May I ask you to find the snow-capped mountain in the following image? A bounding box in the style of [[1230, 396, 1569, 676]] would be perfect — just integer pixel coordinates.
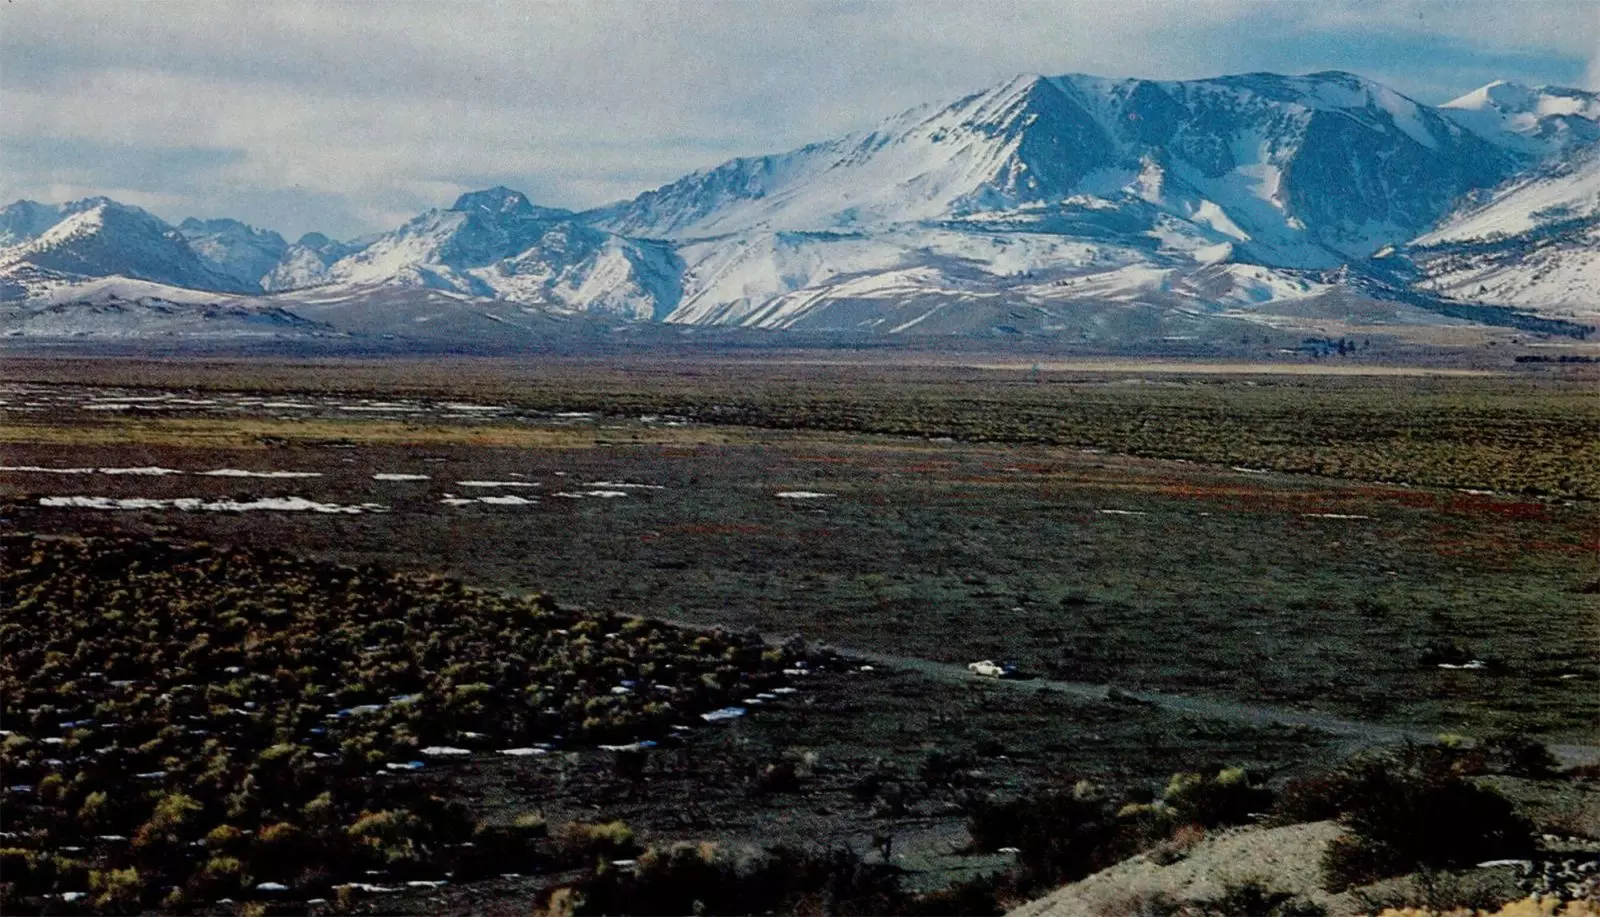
[[1403, 144, 1600, 320], [598, 72, 1512, 264], [0, 198, 251, 296], [177, 218, 289, 290], [591, 70, 1557, 331], [0, 199, 68, 247], [325, 187, 680, 320], [3, 69, 1595, 344], [1440, 82, 1600, 159], [262, 232, 369, 292]]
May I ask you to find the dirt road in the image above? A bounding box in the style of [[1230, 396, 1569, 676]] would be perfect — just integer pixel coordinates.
[[825, 646, 1600, 768]]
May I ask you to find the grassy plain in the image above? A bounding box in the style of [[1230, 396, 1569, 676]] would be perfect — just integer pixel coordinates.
[[3, 356, 1595, 740], [6, 354, 1597, 498], [0, 354, 1595, 911]]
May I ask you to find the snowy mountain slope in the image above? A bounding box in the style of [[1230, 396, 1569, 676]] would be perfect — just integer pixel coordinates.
[[1404, 146, 1600, 318], [660, 221, 1330, 335], [322, 187, 680, 320], [1424, 235, 1600, 319], [593, 70, 1513, 271], [594, 74, 1120, 239], [0, 276, 331, 340], [1416, 145, 1600, 245], [178, 218, 288, 290], [27, 275, 255, 307], [666, 227, 1166, 326], [261, 232, 368, 292], [330, 187, 566, 285], [0, 274, 579, 344], [483, 224, 682, 321], [1440, 81, 1600, 159], [0, 198, 365, 300], [4, 70, 1595, 344], [0, 199, 252, 296], [731, 261, 1331, 339], [272, 283, 584, 343], [596, 69, 1523, 333], [1052, 71, 1509, 255], [0, 200, 68, 247]]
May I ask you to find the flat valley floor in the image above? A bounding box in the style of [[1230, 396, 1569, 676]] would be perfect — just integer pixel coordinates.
[[2, 353, 1596, 912]]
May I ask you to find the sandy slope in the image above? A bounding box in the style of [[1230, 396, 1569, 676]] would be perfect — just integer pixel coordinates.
[[1006, 821, 1345, 917]]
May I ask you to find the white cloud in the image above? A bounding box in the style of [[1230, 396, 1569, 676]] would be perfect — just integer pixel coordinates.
[[1, 0, 1593, 237]]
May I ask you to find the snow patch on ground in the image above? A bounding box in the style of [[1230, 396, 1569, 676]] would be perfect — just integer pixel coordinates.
[[39, 496, 385, 514], [197, 468, 322, 479], [476, 495, 539, 506]]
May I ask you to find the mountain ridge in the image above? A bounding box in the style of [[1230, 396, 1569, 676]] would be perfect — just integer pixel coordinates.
[[3, 69, 1596, 343]]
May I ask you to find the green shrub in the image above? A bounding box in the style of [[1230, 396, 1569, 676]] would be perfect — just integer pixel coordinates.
[[78, 790, 110, 829], [205, 824, 247, 854], [1479, 734, 1559, 778], [0, 849, 42, 896], [553, 842, 908, 917], [36, 773, 65, 804], [1161, 768, 1273, 829], [189, 855, 247, 898], [131, 792, 204, 864], [252, 821, 308, 880], [347, 809, 423, 864], [967, 788, 1124, 893], [1314, 751, 1535, 890], [550, 820, 640, 869], [459, 813, 551, 880], [89, 866, 144, 909], [301, 791, 336, 827], [0, 535, 815, 908]]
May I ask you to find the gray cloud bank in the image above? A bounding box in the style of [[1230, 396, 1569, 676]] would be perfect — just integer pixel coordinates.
[[2, 0, 1595, 238]]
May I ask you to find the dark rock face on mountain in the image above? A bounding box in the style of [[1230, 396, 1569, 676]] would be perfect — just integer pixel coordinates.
[[178, 217, 289, 290]]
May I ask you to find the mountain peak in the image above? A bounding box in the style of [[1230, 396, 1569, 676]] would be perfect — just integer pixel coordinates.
[[178, 217, 289, 290], [1444, 80, 1539, 112], [1443, 80, 1598, 113], [66, 196, 128, 212], [3, 198, 52, 214], [1303, 69, 1369, 84], [8, 67, 1594, 337], [1, 196, 253, 294], [180, 216, 269, 234], [1438, 79, 1599, 158], [451, 186, 535, 217], [996, 72, 1047, 93], [0, 199, 65, 246]]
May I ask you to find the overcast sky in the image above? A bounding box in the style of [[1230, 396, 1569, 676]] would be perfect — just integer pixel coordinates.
[[2, 0, 1596, 239]]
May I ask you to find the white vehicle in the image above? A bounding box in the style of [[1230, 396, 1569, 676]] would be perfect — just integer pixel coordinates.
[[967, 660, 1006, 678]]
